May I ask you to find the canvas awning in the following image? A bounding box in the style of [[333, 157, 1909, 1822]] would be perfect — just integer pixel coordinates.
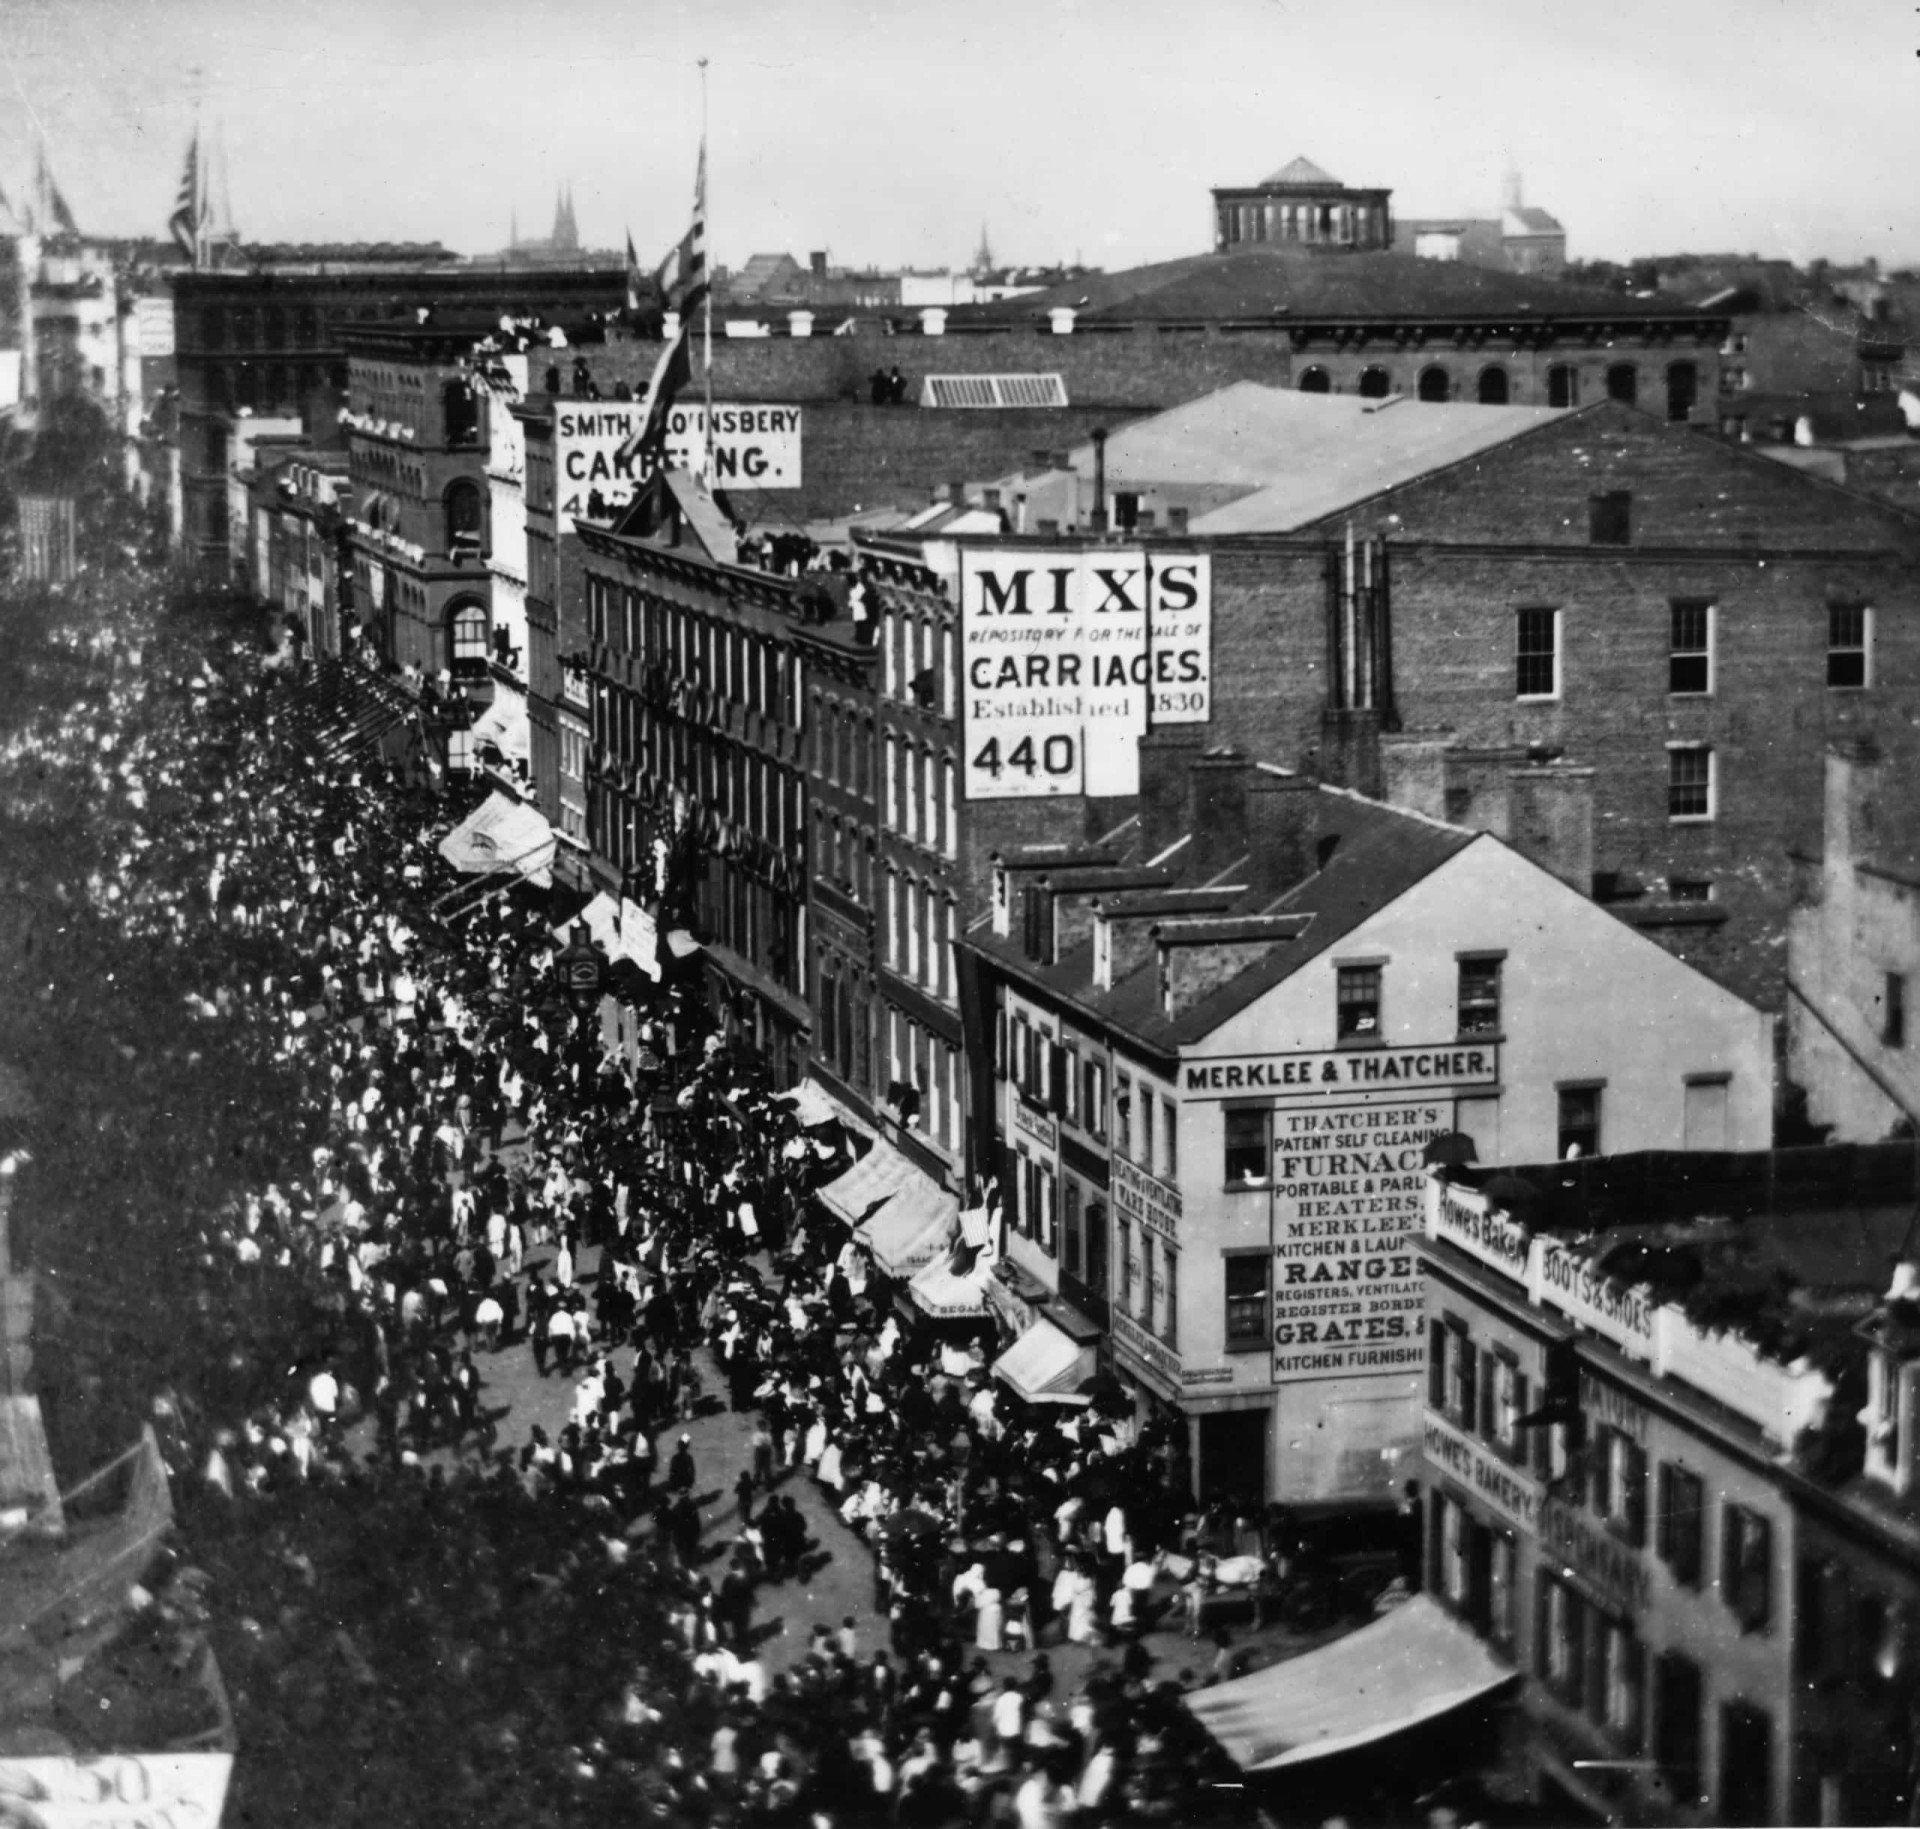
[[992, 1315, 1096, 1405], [859, 1178, 959, 1279], [777, 1078, 844, 1129], [1182, 1594, 1516, 1772], [439, 791, 555, 887], [907, 1249, 991, 1319], [816, 1137, 921, 1228]]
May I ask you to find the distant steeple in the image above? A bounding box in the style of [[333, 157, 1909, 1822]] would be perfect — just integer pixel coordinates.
[[510, 206, 519, 250], [549, 185, 579, 254], [972, 221, 994, 276], [1502, 164, 1523, 212]]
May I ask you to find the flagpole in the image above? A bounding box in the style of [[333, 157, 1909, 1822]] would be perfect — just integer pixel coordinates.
[[699, 57, 714, 488]]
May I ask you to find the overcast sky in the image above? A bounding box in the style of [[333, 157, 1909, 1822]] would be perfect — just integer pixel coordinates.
[[2, 0, 1912, 272]]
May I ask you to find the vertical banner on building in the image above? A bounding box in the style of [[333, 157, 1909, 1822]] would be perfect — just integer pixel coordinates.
[[1267, 1095, 1452, 1384], [957, 548, 1211, 800], [555, 403, 802, 525]]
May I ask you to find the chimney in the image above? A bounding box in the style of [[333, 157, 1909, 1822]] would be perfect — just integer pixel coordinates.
[[1507, 764, 1596, 891], [1036, 518, 1060, 537], [1138, 727, 1207, 861], [810, 250, 827, 279], [1244, 766, 1322, 895], [1380, 730, 1455, 823], [984, 487, 1002, 512], [1136, 508, 1156, 531], [1167, 505, 1190, 536], [1826, 736, 1884, 878], [1091, 427, 1109, 536], [949, 478, 969, 507], [1187, 749, 1251, 880], [1092, 901, 1162, 993]]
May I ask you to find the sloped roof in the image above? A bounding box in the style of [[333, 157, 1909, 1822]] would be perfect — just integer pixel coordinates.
[[1006, 381, 1565, 535], [968, 247, 1695, 325], [1261, 155, 1342, 187], [730, 252, 803, 298], [1504, 206, 1564, 236], [973, 787, 1475, 1053]]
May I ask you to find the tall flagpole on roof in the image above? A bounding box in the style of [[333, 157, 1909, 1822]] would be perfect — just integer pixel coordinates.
[[700, 57, 715, 491]]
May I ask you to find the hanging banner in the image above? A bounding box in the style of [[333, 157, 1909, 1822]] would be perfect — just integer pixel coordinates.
[[957, 548, 1211, 800], [556, 403, 802, 524], [1268, 1096, 1451, 1384]]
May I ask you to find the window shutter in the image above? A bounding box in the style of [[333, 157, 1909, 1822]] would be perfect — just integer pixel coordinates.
[[1047, 1042, 1066, 1115], [1590, 1427, 1613, 1516], [1625, 1442, 1649, 1548], [1534, 1582, 1554, 1683], [1428, 1321, 1448, 1409], [1457, 1336, 1479, 1429], [1511, 1370, 1530, 1460], [1622, 1638, 1647, 1753], [1751, 1515, 1773, 1631], [1655, 1463, 1673, 1563], [1478, 1357, 1497, 1442], [1426, 1493, 1444, 1596]]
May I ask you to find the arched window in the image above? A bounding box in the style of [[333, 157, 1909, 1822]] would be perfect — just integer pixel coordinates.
[[1548, 365, 1579, 409], [445, 479, 485, 556], [1358, 366, 1392, 398], [1477, 366, 1510, 405], [1418, 366, 1451, 403], [1666, 361, 1699, 423], [1297, 366, 1332, 394], [1606, 363, 1639, 405], [448, 598, 489, 674]]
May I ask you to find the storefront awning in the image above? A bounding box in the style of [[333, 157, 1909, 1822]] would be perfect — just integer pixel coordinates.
[[816, 1137, 921, 1228], [777, 1078, 844, 1129], [439, 791, 555, 887], [1183, 1595, 1516, 1772], [907, 1248, 991, 1319], [992, 1315, 1096, 1405], [859, 1178, 959, 1279]]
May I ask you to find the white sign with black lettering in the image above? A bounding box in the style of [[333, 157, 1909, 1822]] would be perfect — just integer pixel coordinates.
[[555, 403, 803, 525], [958, 549, 1210, 799], [1268, 1098, 1449, 1385]]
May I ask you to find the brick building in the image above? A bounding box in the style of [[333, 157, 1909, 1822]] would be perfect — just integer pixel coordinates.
[[168, 262, 623, 573], [1416, 1147, 1920, 1826], [966, 749, 1769, 1510], [1211, 155, 1394, 255]]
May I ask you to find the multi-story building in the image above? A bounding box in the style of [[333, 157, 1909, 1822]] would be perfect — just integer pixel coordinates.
[[576, 472, 816, 1086], [964, 741, 1772, 1509], [1416, 1144, 1920, 1826], [961, 391, 1920, 1011], [1211, 155, 1395, 254], [169, 261, 623, 573], [241, 442, 352, 661]]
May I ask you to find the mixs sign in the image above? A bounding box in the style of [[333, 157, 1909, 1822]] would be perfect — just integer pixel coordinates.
[[555, 403, 802, 524], [957, 549, 1211, 799]]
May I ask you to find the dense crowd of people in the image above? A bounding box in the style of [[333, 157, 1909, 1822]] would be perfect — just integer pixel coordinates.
[[0, 541, 1270, 1824]]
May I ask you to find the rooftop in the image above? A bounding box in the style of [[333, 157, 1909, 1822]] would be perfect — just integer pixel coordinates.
[[960, 246, 1711, 327]]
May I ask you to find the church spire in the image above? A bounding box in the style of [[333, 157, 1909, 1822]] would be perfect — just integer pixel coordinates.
[[972, 220, 993, 276]]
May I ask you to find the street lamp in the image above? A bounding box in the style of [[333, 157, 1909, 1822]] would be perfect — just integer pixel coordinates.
[[555, 922, 605, 1015]]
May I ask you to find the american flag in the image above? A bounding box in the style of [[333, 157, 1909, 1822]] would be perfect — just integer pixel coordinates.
[[616, 140, 709, 470]]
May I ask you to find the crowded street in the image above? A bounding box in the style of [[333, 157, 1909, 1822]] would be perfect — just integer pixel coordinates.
[[0, 522, 1354, 1825]]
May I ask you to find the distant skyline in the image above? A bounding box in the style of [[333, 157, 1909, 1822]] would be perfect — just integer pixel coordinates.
[[1, 0, 1913, 273]]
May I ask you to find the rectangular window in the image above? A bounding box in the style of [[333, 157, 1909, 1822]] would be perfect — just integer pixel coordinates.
[[1224, 1106, 1270, 1187], [1600, 1621, 1646, 1749], [1488, 1532, 1516, 1649], [1669, 599, 1713, 694], [1887, 973, 1907, 1049], [1139, 1234, 1155, 1324], [1115, 1074, 1133, 1161], [1116, 1218, 1133, 1313], [1062, 1043, 1081, 1125], [1591, 1428, 1649, 1546], [1589, 490, 1631, 547], [1515, 606, 1559, 698], [1657, 1463, 1706, 1586], [1062, 1180, 1083, 1278], [1538, 1577, 1584, 1705], [1224, 1254, 1271, 1345], [1083, 1059, 1107, 1141], [1457, 957, 1502, 1037], [1428, 1319, 1449, 1411], [1829, 602, 1871, 688], [1336, 964, 1382, 1041], [1723, 1504, 1774, 1633], [1720, 1700, 1773, 1827], [1558, 1084, 1602, 1160], [1668, 744, 1714, 821], [1450, 1327, 1479, 1432], [1652, 1651, 1704, 1811], [1163, 1102, 1179, 1181], [1138, 1087, 1156, 1176], [1162, 1249, 1178, 1348]]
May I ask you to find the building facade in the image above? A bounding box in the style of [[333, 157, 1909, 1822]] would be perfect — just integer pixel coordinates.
[[967, 753, 1773, 1510], [1212, 156, 1394, 254]]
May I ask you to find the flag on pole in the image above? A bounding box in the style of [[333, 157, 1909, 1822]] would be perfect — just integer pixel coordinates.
[[616, 140, 708, 471], [624, 229, 645, 314], [169, 133, 203, 266]]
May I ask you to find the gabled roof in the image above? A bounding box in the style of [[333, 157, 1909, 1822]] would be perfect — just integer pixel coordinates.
[[974, 787, 1475, 1053], [1261, 155, 1342, 187], [1504, 206, 1564, 236]]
